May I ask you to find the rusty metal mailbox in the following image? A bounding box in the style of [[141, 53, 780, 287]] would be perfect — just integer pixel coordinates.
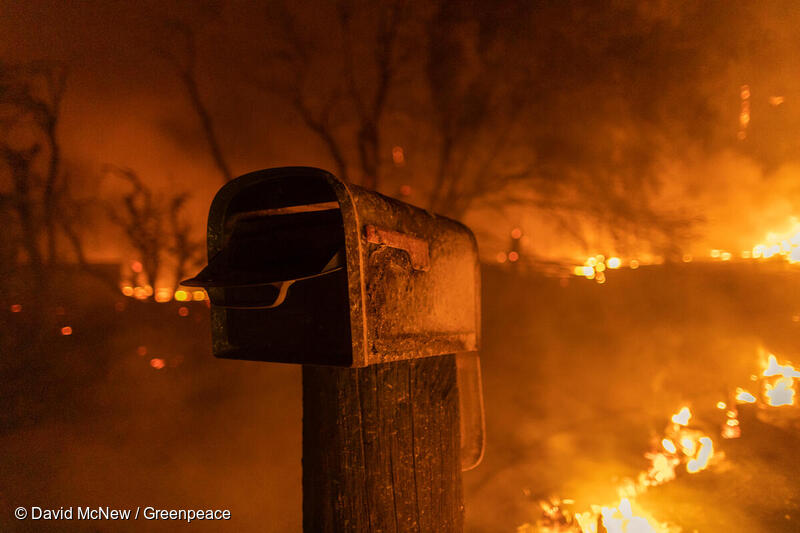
[[183, 166, 480, 368]]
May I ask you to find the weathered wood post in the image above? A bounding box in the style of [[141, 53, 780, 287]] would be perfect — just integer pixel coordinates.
[[184, 167, 481, 532], [303, 356, 462, 531]]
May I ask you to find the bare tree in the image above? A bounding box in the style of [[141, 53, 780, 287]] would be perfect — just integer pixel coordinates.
[[105, 166, 202, 293], [105, 167, 167, 289], [0, 60, 90, 272], [251, 0, 410, 190], [157, 20, 234, 183], [168, 194, 203, 291], [0, 144, 44, 274]]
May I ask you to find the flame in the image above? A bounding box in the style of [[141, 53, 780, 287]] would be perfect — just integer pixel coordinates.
[[765, 378, 795, 406], [670, 407, 691, 426], [761, 353, 798, 407], [685, 437, 713, 473], [535, 348, 800, 533], [763, 354, 800, 378], [735, 388, 756, 403], [660, 438, 676, 454]]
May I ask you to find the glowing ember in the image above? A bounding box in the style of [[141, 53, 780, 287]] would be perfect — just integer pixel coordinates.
[[10, 304, 22, 312], [511, 227, 523, 239], [497, 252, 508, 263], [154, 288, 173, 302], [391, 145, 405, 165], [131, 260, 143, 273], [607, 257, 621, 269], [60, 326, 72, 336], [192, 290, 206, 301], [178, 306, 189, 317], [136, 346, 148, 356], [174, 290, 189, 301], [509, 251, 520, 262], [671, 407, 691, 426], [739, 84, 750, 139], [716, 401, 726, 409], [149, 358, 165, 369], [121, 286, 134, 297]]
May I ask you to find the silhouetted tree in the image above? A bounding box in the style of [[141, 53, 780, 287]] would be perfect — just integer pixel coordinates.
[[0, 61, 92, 281], [105, 166, 202, 293], [250, 0, 411, 190], [157, 19, 234, 183]]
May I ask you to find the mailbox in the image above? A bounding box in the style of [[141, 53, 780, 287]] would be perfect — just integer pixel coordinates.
[[183, 166, 480, 368]]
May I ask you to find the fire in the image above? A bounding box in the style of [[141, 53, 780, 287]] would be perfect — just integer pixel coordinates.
[[765, 378, 795, 406], [735, 388, 756, 403], [571, 498, 667, 533], [534, 348, 800, 533], [154, 288, 173, 302], [670, 407, 691, 426], [761, 353, 798, 407], [572, 255, 625, 283], [644, 451, 678, 485], [174, 290, 189, 301], [763, 354, 800, 378], [685, 437, 713, 473]]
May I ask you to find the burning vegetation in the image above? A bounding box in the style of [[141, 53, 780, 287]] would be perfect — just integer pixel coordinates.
[[523, 347, 800, 533]]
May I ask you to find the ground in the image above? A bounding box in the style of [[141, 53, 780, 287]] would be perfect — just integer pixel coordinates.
[[1, 261, 798, 532]]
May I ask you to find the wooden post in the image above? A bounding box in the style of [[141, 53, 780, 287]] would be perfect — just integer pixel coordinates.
[[302, 354, 463, 532]]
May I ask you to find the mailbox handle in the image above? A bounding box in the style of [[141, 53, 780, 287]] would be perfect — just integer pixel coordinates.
[[365, 225, 430, 271]]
